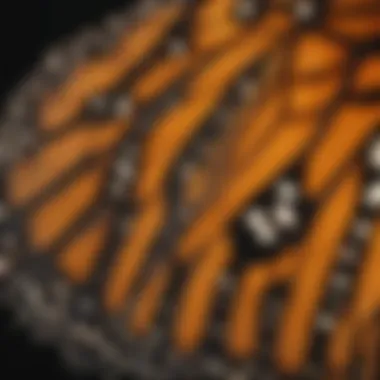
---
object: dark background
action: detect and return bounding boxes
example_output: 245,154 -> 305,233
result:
0,1 -> 133,377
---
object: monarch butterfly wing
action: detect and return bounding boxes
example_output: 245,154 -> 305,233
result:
1,0 -> 380,379
0,0 -> 293,376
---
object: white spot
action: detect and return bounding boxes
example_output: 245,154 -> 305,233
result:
352,218 -> 373,240
0,126 -> 33,163
111,157 -> 135,197
273,204 -> 299,229
235,0 -> 259,20
295,0 -> 316,21
218,273 -> 235,293
88,94 -> 108,113
339,245 -> 359,267
243,208 -> 278,246
316,312 -> 335,332
137,0 -> 159,18
104,12 -> 128,36
205,359 -> 225,377
45,50 -> 66,73
228,369 -> 250,380
275,179 -> 299,203
331,273 -> 351,291
368,138 -> 380,170
168,38 -> 188,56
114,96 -> 134,119
23,77 -> 45,97
7,96 -> 28,121
238,79 -> 259,101
181,162 -> 196,182
71,29 -> 104,61
364,181 -> 380,209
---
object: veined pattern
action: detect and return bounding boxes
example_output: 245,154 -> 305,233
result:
0,0 -> 379,379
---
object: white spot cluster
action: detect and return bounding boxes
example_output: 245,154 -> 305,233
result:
110,144 -> 139,200
243,208 -> 278,246
86,93 -> 134,120
242,177 -> 301,248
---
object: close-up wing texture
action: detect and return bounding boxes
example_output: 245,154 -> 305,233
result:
0,0 -> 380,379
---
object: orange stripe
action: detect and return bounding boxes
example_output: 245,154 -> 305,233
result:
7,121 -> 128,206
293,32 -> 345,76
179,119 -> 316,261
328,13 -> 380,39
233,93 -> 282,169
275,167 -> 361,374
328,222 -> 380,373
227,265 -> 268,358
135,12 -> 290,203
40,3 -> 184,130
58,213 -> 109,282
132,54 -> 192,101
191,0 -> 243,51
130,264 -> 171,335
305,105 -> 380,197
290,73 -> 342,115
103,201 -> 165,312
173,234 -> 232,352
227,249 -> 298,358
353,56 -> 380,93
28,162 -> 108,251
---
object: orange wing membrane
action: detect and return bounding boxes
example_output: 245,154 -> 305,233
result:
0,0 -> 379,379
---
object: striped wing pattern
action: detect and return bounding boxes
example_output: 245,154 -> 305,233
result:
0,0 -> 379,378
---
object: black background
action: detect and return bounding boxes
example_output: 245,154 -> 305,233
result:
0,1 -> 133,378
